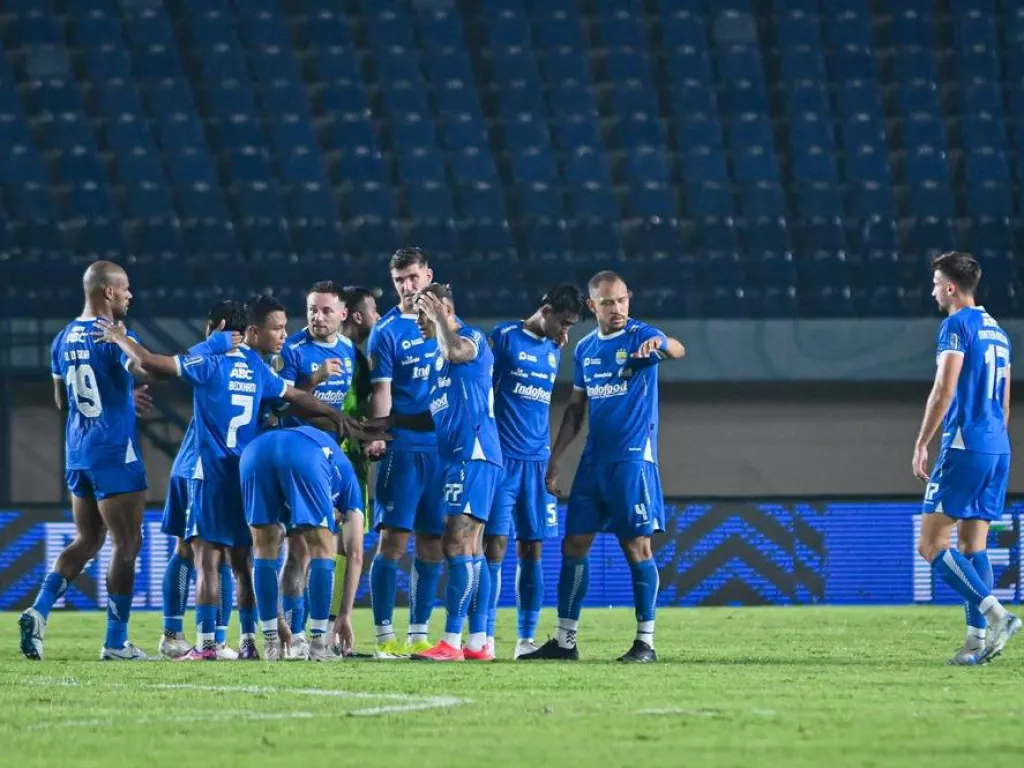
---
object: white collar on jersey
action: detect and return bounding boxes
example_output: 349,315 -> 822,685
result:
520,325 -> 543,341
597,328 -> 626,340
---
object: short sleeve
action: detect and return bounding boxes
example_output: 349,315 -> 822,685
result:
120,329 -> 145,370
367,325 -> 393,383
278,345 -> 299,387
572,341 -> 585,391
50,332 -> 63,379
456,327 -> 485,363
175,353 -> 217,387
631,323 -> 670,369
259,360 -> 288,401
937,317 -> 967,357
332,454 -> 364,516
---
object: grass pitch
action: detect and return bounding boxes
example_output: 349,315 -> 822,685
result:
1,607 -> 1023,768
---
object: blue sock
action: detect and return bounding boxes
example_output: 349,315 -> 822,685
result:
31,571 -> 69,621
253,558 -> 279,636
216,563 -> 233,645
966,551 -> 994,630
283,594 -> 305,636
486,560 -> 501,639
239,607 -> 257,637
468,556 -> 490,636
369,554 -> 398,637
307,558 -> 335,638
931,549 -> 992,607
410,557 -> 442,633
161,555 -> 193,635
517,558 -> 543,640
195,603 -> 218,651
443,554 -> 474,636
104,593 -> 133,649
630,558 -> 660,645
557,556 -> 590,621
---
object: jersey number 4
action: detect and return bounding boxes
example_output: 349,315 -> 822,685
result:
67,363 -> 103,418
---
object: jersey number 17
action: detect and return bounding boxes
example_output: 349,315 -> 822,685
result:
984,346 -> 1010,401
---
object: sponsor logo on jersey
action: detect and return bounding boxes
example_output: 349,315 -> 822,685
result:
518,351 -> 538,363
434,354 -> 445,371
586,381 -> 629,399
401,337 -> 425,350
584,357 -> 602,366
429,392 -> 449,415
512,382 -> 552,404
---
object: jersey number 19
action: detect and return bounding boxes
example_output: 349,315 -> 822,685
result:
67,363 -> 103,418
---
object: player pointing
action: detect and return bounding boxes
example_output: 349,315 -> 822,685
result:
519,271 -> 685,663
912,252 -> 1021,664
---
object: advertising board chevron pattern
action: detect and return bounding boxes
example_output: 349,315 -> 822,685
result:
0,501 -> 1021,610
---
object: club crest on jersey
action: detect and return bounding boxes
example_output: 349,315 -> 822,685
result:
615,348 -> 628,365
548,352 -> 557,368
434,354 -> 445,371
270,355 -> 284,373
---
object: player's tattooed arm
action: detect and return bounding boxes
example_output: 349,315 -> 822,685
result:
546,387 -> 588,496
912,350 -> 964,481
416,291 -> 477,363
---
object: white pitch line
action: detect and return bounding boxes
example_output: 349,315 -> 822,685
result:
29,710 -> 321,731
14,678 -> 469,719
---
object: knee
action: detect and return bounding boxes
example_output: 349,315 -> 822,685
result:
517,540 -> 543,561
110,529 -> 143,561
485,535 -> 508,563
416,534 -> 443,562
379,529 -> 408,560
175,538 -> 192,559
561,535 -> 591,560
623,536 -> 653,563
306,531 -> 335,560
917,538 -> 940,563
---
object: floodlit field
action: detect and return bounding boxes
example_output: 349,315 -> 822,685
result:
2,607 -> 1022,768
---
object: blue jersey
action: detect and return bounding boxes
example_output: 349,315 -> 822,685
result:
936,306 -> 1012,455
428,325 -> 503,466
169,341 -> 207,480
489,320 -> 560,460
367,307 -> 437,451
573,318 -> 669,465
50,317 -> 141,471
174,345 -> 288,476
292,426 -> 364,513
278,328 -> 356,427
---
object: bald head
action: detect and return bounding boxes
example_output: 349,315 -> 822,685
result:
83,260 -> 127,294
83,260 -> 133,320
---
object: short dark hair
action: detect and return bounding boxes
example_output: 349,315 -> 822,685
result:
588,270 -> 624,293
932,252 -> 982,295
420,282 -> 453,303
390,246 -> 429,272
341,285 -> 376,315
208,299 -> 248,334
245,294 -> 286,326
308,280 -> 343,298
540,283 -> 586,315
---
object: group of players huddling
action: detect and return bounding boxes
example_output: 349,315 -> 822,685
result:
16,248 -> 1023,666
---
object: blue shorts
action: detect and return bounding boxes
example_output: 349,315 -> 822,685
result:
922,449 -> 1010,522
241,431 -> 337,533
566,460 -> 665,539
66,463 -> 147,501
185,457 -> 250,548
374,450 -> 443,535
161,474 -> 189,538
486,458 -> 558,541
441,460 -> 502,524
